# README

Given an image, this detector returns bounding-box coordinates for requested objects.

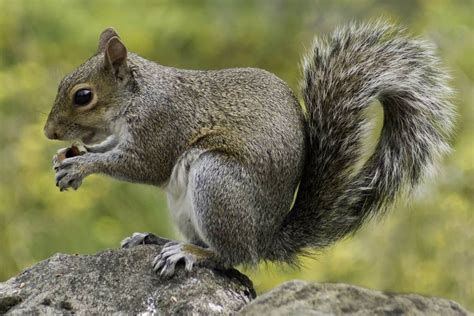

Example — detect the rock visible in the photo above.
[238,280,471,316]
[0,242,255,315]
[1,247,470,315]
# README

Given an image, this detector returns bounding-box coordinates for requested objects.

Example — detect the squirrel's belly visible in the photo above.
[165,150,208,245]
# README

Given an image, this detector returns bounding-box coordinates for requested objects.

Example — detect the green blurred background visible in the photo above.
[0,0,472,309]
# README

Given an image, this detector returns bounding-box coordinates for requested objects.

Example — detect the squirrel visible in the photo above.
[44,22,454,277]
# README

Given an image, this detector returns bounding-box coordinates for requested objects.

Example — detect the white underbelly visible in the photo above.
[164,151,207,244]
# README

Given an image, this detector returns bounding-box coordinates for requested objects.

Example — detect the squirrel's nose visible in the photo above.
[44,122,62,140]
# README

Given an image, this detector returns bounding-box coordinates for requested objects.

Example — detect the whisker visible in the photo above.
[36,110,48,116]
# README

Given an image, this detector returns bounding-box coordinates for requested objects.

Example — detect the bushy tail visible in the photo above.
[269,22,454,262]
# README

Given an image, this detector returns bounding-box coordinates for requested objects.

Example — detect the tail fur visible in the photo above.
[269,22,454,262]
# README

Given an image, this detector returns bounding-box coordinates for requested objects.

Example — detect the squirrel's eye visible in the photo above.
[74,89,93,106]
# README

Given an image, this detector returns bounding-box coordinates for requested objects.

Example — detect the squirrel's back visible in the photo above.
[132,57,308,166]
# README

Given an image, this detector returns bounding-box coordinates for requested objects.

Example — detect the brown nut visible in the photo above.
[56,145,86,163]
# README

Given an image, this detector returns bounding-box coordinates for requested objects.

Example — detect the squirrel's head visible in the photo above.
[44,27,134,145]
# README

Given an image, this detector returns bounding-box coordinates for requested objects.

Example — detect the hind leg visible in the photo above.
[155,152,284,277]
[120,232,168,248]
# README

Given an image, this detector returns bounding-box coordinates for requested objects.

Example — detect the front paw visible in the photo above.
[54,157,86,191]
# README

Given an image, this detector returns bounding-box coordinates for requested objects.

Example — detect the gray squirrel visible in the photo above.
[44,22,454,277]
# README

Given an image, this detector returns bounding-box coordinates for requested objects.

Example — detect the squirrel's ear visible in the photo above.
[105,36,128,78]
[98,27,120,52]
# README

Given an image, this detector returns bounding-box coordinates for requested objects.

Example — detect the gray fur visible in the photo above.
[45,22,454,275]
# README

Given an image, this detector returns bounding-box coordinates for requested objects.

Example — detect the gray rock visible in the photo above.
[238,280,471,316]
[0,243,255,315]
[1,246,470,315]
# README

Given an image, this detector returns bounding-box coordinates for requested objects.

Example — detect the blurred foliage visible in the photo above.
[0,0,472,310]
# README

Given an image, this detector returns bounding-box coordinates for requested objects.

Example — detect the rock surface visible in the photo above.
[0,243,254,315]
[1,245,471,315]
[239,280,471,316]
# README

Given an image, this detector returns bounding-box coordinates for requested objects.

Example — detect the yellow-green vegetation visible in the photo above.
[0,0,472,309]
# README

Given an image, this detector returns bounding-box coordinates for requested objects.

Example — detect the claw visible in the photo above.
[185,259,194,272]
[53,157,85,192]
[120,232,149,248]
[154,253,162,262]
[55,170,68,185]
[160,261,176,278]
[153,259,165,272]
[151,242,212,277]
